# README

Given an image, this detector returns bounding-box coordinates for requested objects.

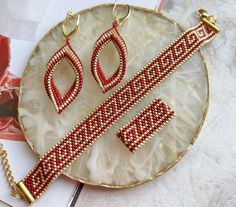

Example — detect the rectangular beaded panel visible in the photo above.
[117,98,175,152]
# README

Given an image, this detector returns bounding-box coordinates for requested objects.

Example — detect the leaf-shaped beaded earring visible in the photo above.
[44,10,83,114]
[91,4,130,93]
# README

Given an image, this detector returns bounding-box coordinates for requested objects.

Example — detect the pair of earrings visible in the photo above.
[44,5,130,114]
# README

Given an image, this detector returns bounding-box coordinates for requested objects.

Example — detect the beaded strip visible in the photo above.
[117,98,175,152]
[44,38,83,114]
[17,22,216,203]
[91,23,128,93]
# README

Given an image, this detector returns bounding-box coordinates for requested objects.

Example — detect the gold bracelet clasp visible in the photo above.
[197,9,220,33]
[16,181,35,204]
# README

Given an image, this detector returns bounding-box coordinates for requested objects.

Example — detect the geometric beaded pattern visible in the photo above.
[117,98,175,152]
[44,38,83,114]
[22,23,216,200]
[91,23,128,93]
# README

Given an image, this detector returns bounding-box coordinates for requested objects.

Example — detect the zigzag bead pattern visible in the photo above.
[117,98,175,152]
[19,22,216,202]
[44,38,83,114]
[91,23,128,93]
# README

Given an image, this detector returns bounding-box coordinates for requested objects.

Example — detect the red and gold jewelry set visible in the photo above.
[2,6,220,204]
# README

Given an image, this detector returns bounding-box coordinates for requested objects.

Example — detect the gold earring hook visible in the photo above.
[112,3,131,26]
[63,9,80,37]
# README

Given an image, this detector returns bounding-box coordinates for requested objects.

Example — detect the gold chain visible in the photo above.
[0,143,21,198]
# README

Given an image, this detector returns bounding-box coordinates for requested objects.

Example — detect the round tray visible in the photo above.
[18,4,209,188]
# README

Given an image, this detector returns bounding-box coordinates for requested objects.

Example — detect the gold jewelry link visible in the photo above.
[0,143,21,198]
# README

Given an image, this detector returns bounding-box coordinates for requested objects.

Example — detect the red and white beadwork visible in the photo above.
[91,23,127,93]
[117,98,175,152]
[44,38,83,114]
[18,22,217,202]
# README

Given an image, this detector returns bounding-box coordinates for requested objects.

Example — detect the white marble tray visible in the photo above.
[18,4,209,188]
